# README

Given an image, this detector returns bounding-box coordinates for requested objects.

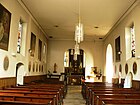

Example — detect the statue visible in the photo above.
[53,63,57,73]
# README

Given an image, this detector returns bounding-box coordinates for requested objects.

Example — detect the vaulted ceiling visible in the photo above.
[21,0,138,41]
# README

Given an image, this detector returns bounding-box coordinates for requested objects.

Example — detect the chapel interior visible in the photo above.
[0,0,140,105]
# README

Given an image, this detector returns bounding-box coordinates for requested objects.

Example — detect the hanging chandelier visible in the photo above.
[75,0,84,44]
[73,0,83,60]
[75,23,83,43]
[74,42,80,55]
[73,42,80,60]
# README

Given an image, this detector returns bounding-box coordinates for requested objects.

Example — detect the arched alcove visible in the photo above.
[106,44,113,83]
[64,49,85,69]
[124,72,133,88]
[64,49,86,85]
[125,63,128,75]
[16,62,25,85]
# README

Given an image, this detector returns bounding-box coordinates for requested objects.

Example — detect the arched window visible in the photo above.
[17,19,27,56]
[106,44,113,83]
[125,22,135,60]
[130,24,135,57]
[64,51,69,67]
[17,20,23,53]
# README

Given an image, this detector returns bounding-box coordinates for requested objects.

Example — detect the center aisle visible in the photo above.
[63,85,86,105]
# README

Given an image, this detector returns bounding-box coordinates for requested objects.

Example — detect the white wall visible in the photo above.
[47,40,104,75]
[3,0,140,82]
[104,2,140,80]
[0,0,48,78]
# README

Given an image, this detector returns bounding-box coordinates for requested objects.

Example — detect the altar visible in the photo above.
[67,75,83,85]
[64,49,85,85]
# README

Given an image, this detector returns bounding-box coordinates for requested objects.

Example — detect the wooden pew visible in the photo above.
[82,82,112,99]
[82,82,115,104]
[6,86,64,98]
[83,82,140,105]
[20,83,65,91]
[0,94,55,105]
[0,100,52,105]
[92,90,140,105]
[14,83,65,99]
[0,90,59,105]
[83,82,116,100]
[86,87,121,104]
[88,88,138,105]
[4,87,63,104]
[86,87,123,104]
[105,104,139,105]
[96,94,140,105]
[1,79,66,105]
[99,98,140,105]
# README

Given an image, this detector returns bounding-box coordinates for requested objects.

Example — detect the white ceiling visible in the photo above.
[21,0,137,41]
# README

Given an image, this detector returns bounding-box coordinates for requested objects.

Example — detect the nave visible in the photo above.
[63,85,85,105]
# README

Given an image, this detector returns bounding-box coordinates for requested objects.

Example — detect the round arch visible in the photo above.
[106,44,113,83]
[124,72,133,88]
[16,62,25,85]
[64,49,85,68]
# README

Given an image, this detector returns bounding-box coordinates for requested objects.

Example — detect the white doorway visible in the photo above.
[16,63,25,85]
[106,44,113,83]
[124,72,133,88]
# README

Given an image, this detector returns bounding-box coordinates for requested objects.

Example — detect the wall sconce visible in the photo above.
[28,49,32,53]
[137,56,140,59]
[11,53,16,57]
[118,51,122,55]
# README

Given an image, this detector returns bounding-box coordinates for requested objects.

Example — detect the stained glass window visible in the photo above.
[17,20,23,53]
[130,24,135,57]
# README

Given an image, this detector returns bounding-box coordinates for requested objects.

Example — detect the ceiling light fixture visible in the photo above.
[75,0,84,44]
[74,42,80,55]
[94,26,99,29]
[74,0,83,60]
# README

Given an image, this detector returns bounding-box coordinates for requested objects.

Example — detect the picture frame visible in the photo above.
[38,39,42,61]
[115,36,121,62]
[0,3,11,51]
[30,32,36,56]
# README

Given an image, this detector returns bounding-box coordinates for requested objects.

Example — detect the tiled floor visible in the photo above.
[63,85,86,105]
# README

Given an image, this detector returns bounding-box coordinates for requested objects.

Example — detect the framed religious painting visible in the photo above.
[115,36,121,62]
[0,3,11,51]
[38,39,42,61]
[30,32,36,56]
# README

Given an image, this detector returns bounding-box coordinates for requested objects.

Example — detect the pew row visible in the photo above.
[82,82,140,105]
